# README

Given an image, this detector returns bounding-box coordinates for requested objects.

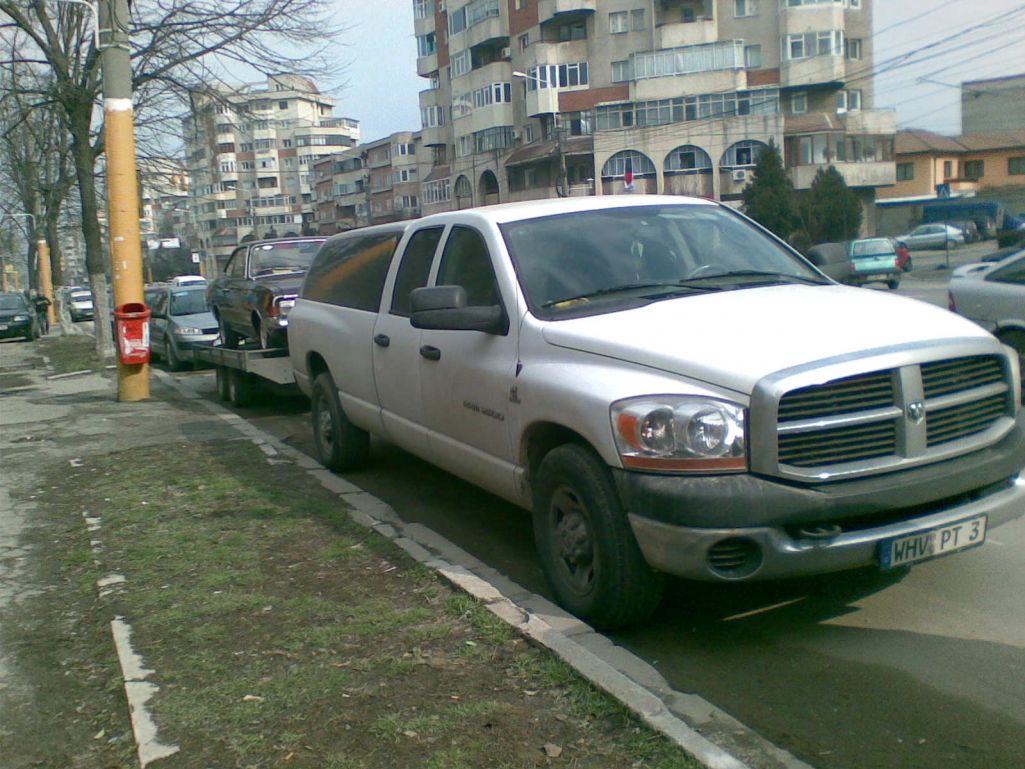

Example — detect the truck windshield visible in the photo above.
[500,204,824,318]
[250,240,325,276]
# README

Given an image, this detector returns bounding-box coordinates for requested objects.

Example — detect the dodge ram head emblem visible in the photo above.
[906,401,926,423]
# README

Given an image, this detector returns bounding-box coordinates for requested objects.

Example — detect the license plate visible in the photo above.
[879,515,987,569]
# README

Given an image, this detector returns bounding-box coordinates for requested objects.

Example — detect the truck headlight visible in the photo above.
[611,396,747,472]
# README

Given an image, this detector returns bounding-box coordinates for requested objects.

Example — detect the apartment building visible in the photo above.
[961,73,1025,135]
[413,0,894,226]
[183,75,360,265]
[313,131,425,234]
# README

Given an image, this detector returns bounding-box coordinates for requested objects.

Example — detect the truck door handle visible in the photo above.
[419,345,441,361]
[373,333,390,348]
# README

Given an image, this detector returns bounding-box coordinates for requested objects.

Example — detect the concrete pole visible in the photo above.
[100,0,149,401]
[36,238,56,325]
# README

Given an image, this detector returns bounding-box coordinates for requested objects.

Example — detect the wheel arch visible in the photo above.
[521,421,601,491]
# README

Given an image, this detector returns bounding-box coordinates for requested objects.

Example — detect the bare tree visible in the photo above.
[0,0,345,358]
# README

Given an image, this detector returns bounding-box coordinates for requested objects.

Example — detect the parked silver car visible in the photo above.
[899,223,966,251]
[948,248,1025,374]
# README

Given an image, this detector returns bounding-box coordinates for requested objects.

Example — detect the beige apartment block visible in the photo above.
[412,0,894,221]
[314,131,425,234]
[183,75,360,266]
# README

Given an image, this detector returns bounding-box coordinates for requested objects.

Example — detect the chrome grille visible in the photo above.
[770,353,1014,481]
[778,370,894,421]
[922,356,1004,398]
[927,394,1007,447]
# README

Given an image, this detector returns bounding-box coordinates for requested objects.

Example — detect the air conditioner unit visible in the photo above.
[732,169,748,183]
[500,46,511,59]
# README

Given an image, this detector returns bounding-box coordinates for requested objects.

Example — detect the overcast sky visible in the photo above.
[329,0,1025,141]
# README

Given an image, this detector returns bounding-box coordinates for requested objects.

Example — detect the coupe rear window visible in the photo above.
[850,239,895,257]
[250,240,325,276]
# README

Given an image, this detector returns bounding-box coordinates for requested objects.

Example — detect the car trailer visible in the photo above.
[192,343,297,407]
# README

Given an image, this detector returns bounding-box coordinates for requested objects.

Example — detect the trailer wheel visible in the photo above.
[312,372,369,471]
[215,365,231,401]
[227,368,254,408]
[533,444,664,629]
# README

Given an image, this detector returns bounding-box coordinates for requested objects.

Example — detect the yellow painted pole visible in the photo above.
[1,270,8,293]
[36,238,56,326]
[101,0,148,401]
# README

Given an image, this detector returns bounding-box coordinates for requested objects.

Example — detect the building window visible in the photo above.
[526,63,588,90]
[601,150,656,180]
[721,140,767,168]
[1008,156,1025,175]
[632,40,744,79]
[558,21,587,41]
[416,32,436,57]
[612,60,633,83]
[845,38,862,60]
[451,49,472,78]
[896,162,914,181]
[791,92,807,115]
[631,9,645,30]
[848,89,862,110]
[943,160,954,178]
[609,11,628,33]
[519,33,528,52]
[964,160,984,179]
[783,30,843,60]
[744,44,762,69]
[735,0,758,17]
[413,0,433,20]
[278,101,288,110]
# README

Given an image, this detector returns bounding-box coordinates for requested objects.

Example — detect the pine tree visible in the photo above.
[799,166,863,243]
[741,140,796,240]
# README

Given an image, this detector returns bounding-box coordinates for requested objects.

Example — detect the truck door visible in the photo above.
[371,226,445,456]
[418,225,519,500]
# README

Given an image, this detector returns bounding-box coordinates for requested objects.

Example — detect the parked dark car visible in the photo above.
[208,237,325,348]
[948,219,981,244]
[804,242,854,283]
[0,292,40,341]
[148,284,219,370]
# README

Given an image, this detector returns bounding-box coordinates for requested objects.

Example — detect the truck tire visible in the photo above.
[311,372,369,471]
[532,444,664,629]
[215,365,231,401]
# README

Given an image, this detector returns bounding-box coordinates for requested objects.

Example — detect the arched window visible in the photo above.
[601,150,656,180]
[664,145,713,174]
[719,140,768,169]
[454,175,473,208]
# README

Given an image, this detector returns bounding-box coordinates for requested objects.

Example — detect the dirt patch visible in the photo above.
[37,335,107,374]
[2,439,701,769]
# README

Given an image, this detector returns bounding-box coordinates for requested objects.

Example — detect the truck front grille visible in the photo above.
[770,354,1014,481]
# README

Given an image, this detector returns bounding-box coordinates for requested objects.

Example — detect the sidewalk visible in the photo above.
[1,337,758,769]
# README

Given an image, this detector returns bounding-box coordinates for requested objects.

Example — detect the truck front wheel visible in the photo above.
[312,372,369,472]
[533,444,664,629]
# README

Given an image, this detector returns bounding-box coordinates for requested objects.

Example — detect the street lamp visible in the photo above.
[511,71,568,197]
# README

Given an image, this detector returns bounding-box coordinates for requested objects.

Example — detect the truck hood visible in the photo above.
[540,285,993,395]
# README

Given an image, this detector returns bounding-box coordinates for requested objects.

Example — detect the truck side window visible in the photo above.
[391,227,444,316]
[436,226,500,307]
[303,231,402,311]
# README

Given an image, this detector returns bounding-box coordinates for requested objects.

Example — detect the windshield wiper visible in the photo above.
[542,281,718,308]
[675,270,826,286]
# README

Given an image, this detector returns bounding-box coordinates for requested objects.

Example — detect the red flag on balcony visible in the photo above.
[624,159,634,188]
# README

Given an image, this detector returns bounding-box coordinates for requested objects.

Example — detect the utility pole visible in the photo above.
[99,0,149,401]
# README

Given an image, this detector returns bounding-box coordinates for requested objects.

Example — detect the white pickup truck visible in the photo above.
[288,197,1025,628]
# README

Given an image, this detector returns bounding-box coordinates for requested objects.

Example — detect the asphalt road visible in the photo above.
[168,241,1024,769]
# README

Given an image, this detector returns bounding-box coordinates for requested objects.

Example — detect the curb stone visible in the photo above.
[154,368,814,769]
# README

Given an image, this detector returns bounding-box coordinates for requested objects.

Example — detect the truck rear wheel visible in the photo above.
[533,444,664,629]
[312,372,369,471]
[218,315,240,349]
[227,369,254,408]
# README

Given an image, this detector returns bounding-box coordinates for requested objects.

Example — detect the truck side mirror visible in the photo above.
[410,285,508,335]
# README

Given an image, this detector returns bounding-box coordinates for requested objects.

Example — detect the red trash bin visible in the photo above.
[114,302,151,365]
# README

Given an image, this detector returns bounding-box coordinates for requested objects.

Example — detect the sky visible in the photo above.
[326,0,1025,141]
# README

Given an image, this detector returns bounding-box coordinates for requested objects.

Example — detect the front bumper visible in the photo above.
[618,412,1025,581]
[0,320,32,339]
[174,332,220,355]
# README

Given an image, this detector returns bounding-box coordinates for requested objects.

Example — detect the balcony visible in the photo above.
[526,87,560,118]
[538,0,595,25]
[655,17,717,49]
[781,55,845,88]
[466,14,508,51]
[789,161,895,190]
[780,2,845,34]
[421,124,447,147]
[417,52,438,77]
